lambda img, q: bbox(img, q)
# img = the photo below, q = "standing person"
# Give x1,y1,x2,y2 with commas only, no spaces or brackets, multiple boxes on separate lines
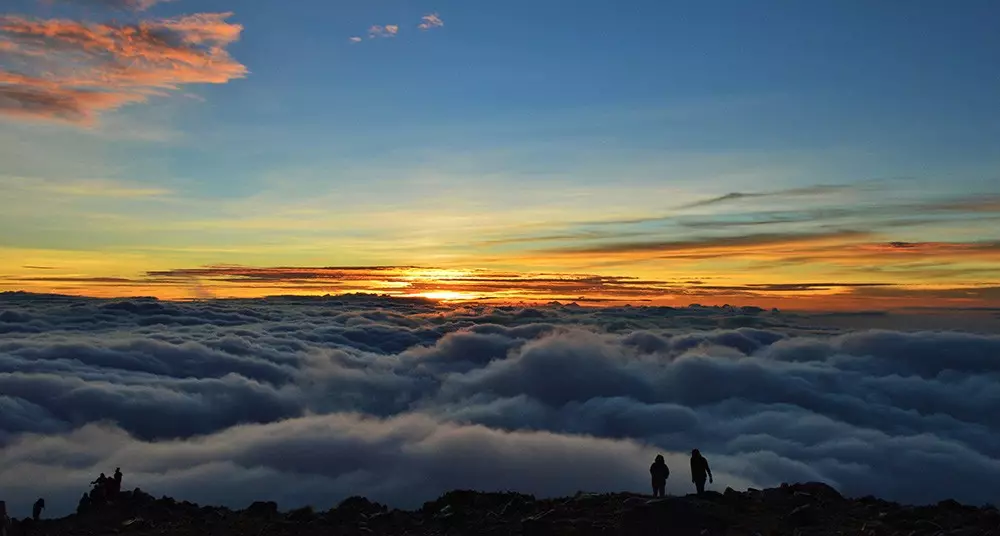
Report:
0,500,10,536
690,449,713,494
649,454,670,497
32,498,45,521
89,472,109,507
112,468,123,496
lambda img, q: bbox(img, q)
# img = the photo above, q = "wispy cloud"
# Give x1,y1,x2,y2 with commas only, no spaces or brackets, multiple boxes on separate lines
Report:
538,229,871,257
677,185,852,210
0,12,246,124
354,14,442,44
368,25,399,39
0,176,171,198
418,13,444,31
53,0,175,11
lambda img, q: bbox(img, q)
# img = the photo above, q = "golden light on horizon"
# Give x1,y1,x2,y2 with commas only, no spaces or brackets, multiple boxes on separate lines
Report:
415,290,481,301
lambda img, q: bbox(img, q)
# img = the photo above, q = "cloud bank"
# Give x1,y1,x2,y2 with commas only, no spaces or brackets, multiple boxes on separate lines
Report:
0,293,998,518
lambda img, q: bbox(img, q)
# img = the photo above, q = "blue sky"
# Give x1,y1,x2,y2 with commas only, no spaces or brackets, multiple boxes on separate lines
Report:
1,0,999,306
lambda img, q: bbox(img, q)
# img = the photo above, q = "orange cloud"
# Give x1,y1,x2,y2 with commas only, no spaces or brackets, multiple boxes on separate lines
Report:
0,12,246,123
418,14,444,31
4,264,999,310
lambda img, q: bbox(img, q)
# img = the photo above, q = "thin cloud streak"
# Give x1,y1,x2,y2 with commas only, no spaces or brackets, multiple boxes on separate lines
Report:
677,184,856,210
537,230,872,256
53,0,175,11
0,176,171,198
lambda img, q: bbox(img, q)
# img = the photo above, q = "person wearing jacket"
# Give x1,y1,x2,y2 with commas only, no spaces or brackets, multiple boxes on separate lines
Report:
690,449,713,494
649,454,670,497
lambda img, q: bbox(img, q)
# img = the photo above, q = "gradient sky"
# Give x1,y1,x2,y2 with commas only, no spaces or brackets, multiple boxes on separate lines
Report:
1,0,999,308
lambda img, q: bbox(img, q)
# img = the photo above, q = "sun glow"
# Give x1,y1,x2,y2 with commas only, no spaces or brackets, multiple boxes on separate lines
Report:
415,290,480,301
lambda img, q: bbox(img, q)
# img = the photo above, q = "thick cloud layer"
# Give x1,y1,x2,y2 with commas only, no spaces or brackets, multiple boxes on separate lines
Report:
1,293,998,517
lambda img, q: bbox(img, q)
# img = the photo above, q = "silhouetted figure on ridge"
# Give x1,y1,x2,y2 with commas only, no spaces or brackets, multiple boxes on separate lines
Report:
89,473,108,504
649,454,670,497
690,449,713,494
0,500,10,536
76,493,91,516
112,467,123,496
32,498,45,521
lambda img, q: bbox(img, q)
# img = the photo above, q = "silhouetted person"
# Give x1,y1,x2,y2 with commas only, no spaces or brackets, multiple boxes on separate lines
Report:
90,473,108,504
76,493,91,516
649,454,670,497
112,468,123,496
0,500,9,536
32,498,44,521
690,449,713,494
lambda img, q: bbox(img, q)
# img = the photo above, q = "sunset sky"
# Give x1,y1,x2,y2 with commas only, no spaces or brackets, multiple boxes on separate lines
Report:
1,0,998,308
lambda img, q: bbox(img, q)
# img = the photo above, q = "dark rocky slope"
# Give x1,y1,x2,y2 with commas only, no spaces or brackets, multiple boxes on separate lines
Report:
9,482,999,536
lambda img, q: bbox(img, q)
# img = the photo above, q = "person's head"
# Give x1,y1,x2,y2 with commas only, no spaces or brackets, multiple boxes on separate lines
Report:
116,467,120,472
99,473,105,477
691,449,700,457
655,454,664,463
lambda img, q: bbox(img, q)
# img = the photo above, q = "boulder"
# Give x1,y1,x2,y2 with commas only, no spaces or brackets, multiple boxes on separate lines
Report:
245,500,278,518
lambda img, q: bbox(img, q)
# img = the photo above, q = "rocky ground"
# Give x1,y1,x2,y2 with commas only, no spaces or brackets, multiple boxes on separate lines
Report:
9,482,1000,536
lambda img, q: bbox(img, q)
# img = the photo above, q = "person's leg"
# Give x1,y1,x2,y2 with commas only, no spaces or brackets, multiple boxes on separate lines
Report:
695,479,705,494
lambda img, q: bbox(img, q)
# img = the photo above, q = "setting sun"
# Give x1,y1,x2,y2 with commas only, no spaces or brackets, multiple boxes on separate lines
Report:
414,290,480,301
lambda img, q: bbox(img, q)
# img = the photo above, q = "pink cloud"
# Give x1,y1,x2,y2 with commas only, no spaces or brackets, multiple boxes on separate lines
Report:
368,24,399,39
349,36,362,43
418,13,443,31
0,12,246,124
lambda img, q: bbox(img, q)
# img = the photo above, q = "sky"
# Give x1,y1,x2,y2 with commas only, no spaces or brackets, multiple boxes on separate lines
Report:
1,0,999,309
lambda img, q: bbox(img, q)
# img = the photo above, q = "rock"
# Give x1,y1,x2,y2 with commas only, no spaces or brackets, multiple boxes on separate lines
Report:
245,500,278,518
520,515,549,536
331,496,387,523
620,496,733,536
14,482,999,536
938,499,968,511
287,506,315,522
787,504,820,526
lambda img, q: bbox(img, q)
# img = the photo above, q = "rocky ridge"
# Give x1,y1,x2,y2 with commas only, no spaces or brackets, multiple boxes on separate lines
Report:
8,482,999,536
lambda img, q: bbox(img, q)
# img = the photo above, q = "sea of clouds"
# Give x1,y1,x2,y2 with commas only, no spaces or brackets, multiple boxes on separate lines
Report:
1,293,999,517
